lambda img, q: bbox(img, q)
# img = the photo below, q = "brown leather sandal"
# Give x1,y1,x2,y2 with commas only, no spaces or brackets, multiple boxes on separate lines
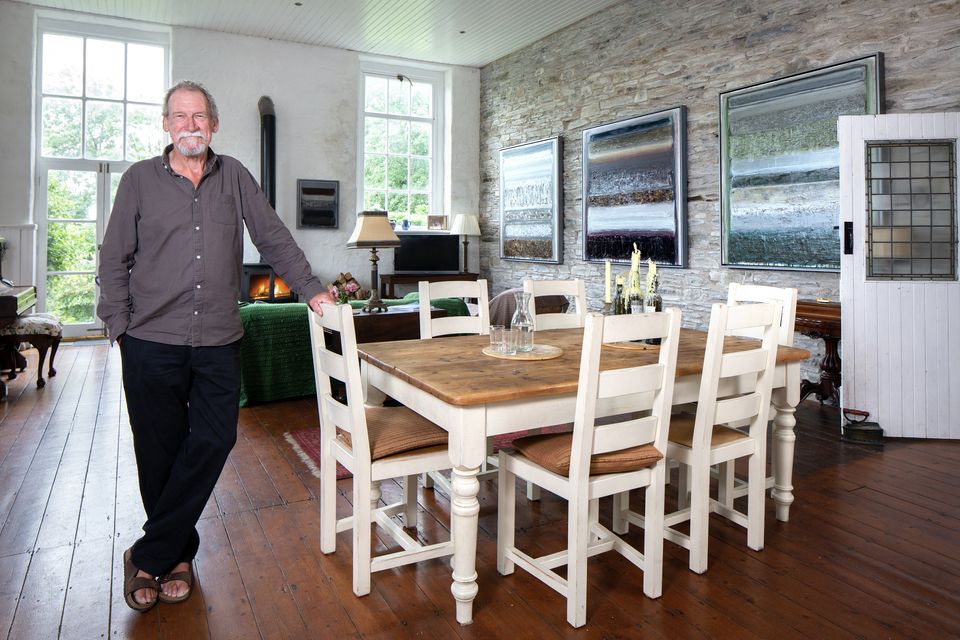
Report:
123,548,158,612
158,563,194,604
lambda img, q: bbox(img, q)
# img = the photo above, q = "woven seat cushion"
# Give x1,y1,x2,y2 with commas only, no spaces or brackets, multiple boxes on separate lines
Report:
511,432,662,476
0,313,62,337
340,406,448,461
667,414,750,448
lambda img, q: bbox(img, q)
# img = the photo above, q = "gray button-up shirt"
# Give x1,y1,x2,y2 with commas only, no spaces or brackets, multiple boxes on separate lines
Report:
97,145,325,346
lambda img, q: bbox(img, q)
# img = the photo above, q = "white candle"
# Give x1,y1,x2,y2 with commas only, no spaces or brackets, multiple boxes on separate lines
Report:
604,260,611,303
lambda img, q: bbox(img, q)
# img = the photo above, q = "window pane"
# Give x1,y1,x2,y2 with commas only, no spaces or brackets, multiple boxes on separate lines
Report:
387,77,409,115
411,158,430,190
364,191,386,210
127,44,164,102
388,120,409,154
411,193,429,216
126,103,163,161
110,171,124,208
365,76,387,113
42,97,82,158
42,33,83,96
86,39,125,99
364,117,387,153
410,122,431,156
47,170,96,220
411,82,432,117
46,273,95,324
387,156,408,190
387,192,409,215
85,100,124,160
363,155,386,187
47,221,97,272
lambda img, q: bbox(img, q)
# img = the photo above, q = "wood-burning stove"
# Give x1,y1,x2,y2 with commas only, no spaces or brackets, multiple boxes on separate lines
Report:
240,264,298,303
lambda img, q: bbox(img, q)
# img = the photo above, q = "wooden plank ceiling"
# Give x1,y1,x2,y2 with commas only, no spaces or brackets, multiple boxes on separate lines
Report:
20,0,625,67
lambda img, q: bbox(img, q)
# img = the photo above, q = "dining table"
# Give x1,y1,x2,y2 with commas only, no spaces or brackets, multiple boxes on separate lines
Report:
357,326,810,625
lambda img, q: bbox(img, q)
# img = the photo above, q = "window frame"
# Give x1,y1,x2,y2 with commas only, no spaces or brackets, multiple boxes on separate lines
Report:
358,59,445,228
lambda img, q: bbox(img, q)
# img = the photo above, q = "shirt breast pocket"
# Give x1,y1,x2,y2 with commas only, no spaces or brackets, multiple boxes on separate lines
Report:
211,195,238,225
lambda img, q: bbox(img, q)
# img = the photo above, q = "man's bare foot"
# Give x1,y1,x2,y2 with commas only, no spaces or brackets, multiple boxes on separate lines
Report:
134,569,157,606
160,562,193,602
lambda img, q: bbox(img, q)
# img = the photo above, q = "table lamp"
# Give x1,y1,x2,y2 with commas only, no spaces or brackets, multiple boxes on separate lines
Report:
449,214,480,274
347,210,400,313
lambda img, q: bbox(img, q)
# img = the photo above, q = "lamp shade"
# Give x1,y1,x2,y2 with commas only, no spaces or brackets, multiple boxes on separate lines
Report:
449,214,481,236
347,210,401,248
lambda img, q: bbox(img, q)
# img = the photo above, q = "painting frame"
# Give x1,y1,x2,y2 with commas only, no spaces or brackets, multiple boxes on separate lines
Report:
499,136,563,264
720,54,884,271
582,106,688,267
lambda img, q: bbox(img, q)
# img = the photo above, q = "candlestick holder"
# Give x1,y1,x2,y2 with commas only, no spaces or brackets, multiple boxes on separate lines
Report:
602,301,614,315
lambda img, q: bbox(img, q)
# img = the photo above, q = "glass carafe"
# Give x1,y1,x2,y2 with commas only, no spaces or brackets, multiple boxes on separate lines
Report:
511,291,535,352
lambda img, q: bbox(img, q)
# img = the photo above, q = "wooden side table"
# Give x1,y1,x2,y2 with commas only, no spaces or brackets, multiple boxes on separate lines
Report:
795,299,841,405
379,272,478,299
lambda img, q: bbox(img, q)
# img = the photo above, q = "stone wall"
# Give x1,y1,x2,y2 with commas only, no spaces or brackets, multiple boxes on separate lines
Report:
478,0,960,379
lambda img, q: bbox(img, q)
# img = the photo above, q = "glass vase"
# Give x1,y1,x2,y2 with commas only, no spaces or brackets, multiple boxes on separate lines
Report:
511,291,535,352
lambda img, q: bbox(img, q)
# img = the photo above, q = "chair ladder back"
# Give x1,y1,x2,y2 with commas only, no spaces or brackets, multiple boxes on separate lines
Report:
593,414,659,454
523,278,587,330
719,348,770,379
691,302,781,450
598,364,664,399
713,391,764,426
727,282,798,346
419,279,490,338
570,310,682,473
308,304,371,455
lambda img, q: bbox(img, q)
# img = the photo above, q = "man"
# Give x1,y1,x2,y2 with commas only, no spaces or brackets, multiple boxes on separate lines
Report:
97,80,333,611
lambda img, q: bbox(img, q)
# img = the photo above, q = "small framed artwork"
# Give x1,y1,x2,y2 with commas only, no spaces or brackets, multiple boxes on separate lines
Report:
427,214,446,230
499,137,563,263
720,54,884,270
297,179,339,228
582,106,687,267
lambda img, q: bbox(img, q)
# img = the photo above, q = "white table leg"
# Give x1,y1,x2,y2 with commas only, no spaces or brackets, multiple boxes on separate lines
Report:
771,363,800,522
450,464,480,624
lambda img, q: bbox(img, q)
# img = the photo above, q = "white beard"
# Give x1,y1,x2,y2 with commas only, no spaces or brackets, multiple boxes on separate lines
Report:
176,133,208,157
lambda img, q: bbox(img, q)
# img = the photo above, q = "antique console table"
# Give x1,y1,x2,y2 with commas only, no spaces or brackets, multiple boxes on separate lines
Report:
795,299,841,405
379,272,478,299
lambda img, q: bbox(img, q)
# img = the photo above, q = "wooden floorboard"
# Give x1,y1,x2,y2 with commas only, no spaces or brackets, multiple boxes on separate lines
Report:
0,343,957,639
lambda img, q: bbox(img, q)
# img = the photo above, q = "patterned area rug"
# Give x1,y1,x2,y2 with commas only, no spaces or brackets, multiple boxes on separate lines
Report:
284,424,571,480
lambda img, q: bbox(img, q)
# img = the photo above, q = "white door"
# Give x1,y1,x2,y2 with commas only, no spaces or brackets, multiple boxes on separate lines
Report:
839,113,959,438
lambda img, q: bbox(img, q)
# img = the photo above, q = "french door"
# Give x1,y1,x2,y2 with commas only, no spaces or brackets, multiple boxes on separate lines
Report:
36,161,126,338
838,113,959,439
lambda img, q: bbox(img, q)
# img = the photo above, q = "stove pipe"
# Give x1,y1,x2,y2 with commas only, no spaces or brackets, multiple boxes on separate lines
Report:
258,96,276,209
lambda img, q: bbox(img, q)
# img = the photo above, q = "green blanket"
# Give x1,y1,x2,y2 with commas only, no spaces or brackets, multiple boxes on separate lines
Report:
238,293,468,406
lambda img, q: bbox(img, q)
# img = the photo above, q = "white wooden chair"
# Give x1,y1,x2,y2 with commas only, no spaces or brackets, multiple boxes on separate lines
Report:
417,279,491,496
308,304,453,596
523,278,587,330
618,302,781,574
418,279,490,339
496,309,682,628
719,283,797,507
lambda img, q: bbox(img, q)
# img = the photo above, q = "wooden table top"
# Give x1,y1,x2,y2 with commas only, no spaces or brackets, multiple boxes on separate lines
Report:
358,327,811,407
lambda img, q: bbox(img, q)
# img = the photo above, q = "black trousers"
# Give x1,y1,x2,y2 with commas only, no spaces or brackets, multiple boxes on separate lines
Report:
120,335,241,576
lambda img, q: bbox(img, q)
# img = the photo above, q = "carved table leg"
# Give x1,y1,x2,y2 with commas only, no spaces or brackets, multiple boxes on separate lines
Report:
771,386,797,522
800,332,841,405
450,465,480,624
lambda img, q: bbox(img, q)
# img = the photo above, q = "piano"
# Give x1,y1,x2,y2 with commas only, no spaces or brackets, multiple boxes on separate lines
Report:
0,285,37,321
0,285,38,399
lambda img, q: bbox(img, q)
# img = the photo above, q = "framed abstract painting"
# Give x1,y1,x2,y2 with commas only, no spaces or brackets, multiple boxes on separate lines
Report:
720,54,884,270
499,137,563,263
582,106,687,266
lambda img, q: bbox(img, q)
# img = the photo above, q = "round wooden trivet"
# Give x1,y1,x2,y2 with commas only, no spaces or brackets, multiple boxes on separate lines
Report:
481,344,563,360
603,341,659,351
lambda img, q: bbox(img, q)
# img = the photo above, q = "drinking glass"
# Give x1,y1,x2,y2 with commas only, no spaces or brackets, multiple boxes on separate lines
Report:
489,325,506,353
